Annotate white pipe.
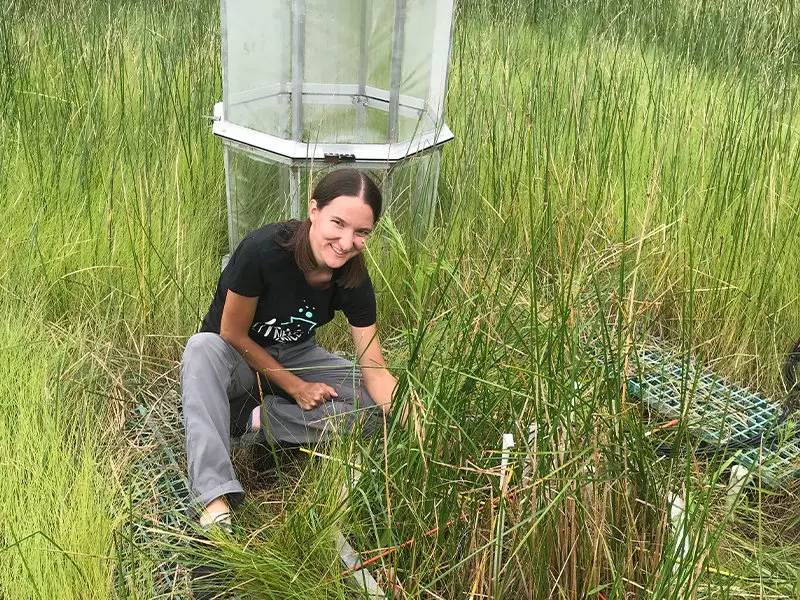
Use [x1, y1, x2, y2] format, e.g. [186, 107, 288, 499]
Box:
[668, 492, 690, 572]
[493, 434, 515, 589]
[499, 433, 515, 497]
[725, 465, 750, 515]
[336, 531, 386, 599]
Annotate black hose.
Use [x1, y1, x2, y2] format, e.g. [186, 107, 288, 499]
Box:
[784, 336, 800, 397]
[653, 337, 800, 458]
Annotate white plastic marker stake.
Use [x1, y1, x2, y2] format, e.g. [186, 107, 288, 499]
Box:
[333, 451, 385, 599]
[725, 465, 750, 515]
[668, 492, 690, 574]
[493, 434, 515, 592]
[500, 433, 515, 497]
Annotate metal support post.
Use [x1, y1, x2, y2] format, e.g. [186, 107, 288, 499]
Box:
[280, 2, 292, 139]
[223, 144, 237, 252]
[290, 0, 305, 221]
[291, 0, 305, 143]
[387, 0, 406, 144]
[382, 170, 394, 217]
[357, 0, 370, 138]
[289, 165, 301, 220]
[413, 150, 441, 237]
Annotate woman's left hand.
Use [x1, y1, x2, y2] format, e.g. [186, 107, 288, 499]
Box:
[364, 370, 398, 414]
[351, 324, 398, 415]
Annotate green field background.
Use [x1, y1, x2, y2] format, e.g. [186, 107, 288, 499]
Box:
[1, 0, 799, 598]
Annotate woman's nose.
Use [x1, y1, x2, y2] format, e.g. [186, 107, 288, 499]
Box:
[339, 230, 354, 251]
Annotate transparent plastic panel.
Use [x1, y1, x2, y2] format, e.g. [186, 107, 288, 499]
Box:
[223, 145, 443, 251]
[366, 0, 395, 91]
[398, 0, 453, 141]
[299, 0, 394, 144]
[222, 0, 291, 136]
[400, 0, 434, 107]
[382, 150, 442, 235]
[220, 0, 453, 150]
[225, 144, 293, 249]
[302, 104, 393, 145]
[427, 0, 455, 124]
[303, 0, 362, 86]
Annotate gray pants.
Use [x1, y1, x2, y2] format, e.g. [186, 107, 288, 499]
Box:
[181, 332, 380, 508]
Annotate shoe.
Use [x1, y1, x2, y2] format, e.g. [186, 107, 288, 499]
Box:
[199, 511, 233, 534]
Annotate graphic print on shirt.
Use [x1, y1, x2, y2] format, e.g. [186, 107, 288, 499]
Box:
[251, 302, 318, 343]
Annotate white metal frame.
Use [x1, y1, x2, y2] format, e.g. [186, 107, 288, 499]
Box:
[387, 0, 406, 144]
[216, 0, 455, 162]
[213, 102, 453, 165]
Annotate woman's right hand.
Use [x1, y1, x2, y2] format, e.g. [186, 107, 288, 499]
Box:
[292, 381, 338, 411]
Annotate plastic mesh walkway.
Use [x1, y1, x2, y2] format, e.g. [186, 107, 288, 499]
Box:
[122, 401, 375, 599]
[123, 402, 194, 598]
[627, 346, 800, 486]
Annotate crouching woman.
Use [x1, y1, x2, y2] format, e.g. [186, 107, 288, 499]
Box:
[180, 170, 398, 528]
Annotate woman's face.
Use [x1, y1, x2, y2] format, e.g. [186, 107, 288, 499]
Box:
[308, 194, 374, 270]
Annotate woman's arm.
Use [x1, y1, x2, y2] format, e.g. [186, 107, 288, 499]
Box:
[220, 290, 337, 410]
[350, 323, 398, 415]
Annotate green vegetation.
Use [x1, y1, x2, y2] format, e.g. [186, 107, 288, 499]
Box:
[1, 0, 798, 598]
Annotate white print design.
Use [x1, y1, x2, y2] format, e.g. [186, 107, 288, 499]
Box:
[252, 318, 279, 339]
[251, 304, 318, 343]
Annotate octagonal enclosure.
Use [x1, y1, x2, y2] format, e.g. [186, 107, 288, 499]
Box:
[217, 0, 455, 160]
[213, 0, 455, 252]
[223, 141, 443, 250]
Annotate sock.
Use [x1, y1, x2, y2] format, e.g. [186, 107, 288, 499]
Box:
[199, 510, 231, 529]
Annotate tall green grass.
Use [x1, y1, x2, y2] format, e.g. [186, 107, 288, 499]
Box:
[1, 1, 224, 596]
[0, 314, 116, 599]
[1, 0, 799, 598]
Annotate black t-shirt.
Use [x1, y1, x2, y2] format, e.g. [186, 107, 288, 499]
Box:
[200, 223, 376, 346]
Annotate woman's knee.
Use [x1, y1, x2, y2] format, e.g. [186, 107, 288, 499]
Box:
[183, 333, 234, 367]
[181, 333, 239, 404]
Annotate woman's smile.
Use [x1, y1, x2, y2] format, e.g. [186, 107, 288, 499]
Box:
[308, 194, 374, 270]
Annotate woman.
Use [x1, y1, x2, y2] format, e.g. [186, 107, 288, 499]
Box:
[181, 170, 398, 529]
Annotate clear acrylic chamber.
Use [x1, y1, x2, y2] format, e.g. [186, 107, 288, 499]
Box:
[213, 0, 455, 250]
[223, 143, 443, 247]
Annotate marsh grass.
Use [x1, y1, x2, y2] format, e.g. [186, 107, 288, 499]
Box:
[1, 0, 799, 598]
[0, 315, 117, 599]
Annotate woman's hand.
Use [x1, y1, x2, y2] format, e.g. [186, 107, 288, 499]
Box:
[350, 324, 398, 416]
[363, 370, 398, 414]
[291, 381, 338, 411]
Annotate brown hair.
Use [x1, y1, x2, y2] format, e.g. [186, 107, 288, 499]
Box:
[276, 170, 382, 289]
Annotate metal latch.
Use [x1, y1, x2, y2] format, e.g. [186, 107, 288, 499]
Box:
[323, 153, 356, 165]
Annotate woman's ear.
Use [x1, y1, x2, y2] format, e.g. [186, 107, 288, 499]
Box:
[308, 198, 318, 222]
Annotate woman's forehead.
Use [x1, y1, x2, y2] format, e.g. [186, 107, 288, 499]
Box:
[322, 195, 374, 226]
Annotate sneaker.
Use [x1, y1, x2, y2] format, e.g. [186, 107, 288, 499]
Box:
[199, 511, 233, 534]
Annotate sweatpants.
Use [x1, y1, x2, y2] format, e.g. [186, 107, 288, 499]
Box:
[180, 332, 381, 508]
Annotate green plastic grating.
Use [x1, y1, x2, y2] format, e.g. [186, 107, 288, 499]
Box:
[123, 402, 376, 599]
[123, 403, 194, 598]
[737, 438, 800, 486]
[627, 346, 800, 486]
